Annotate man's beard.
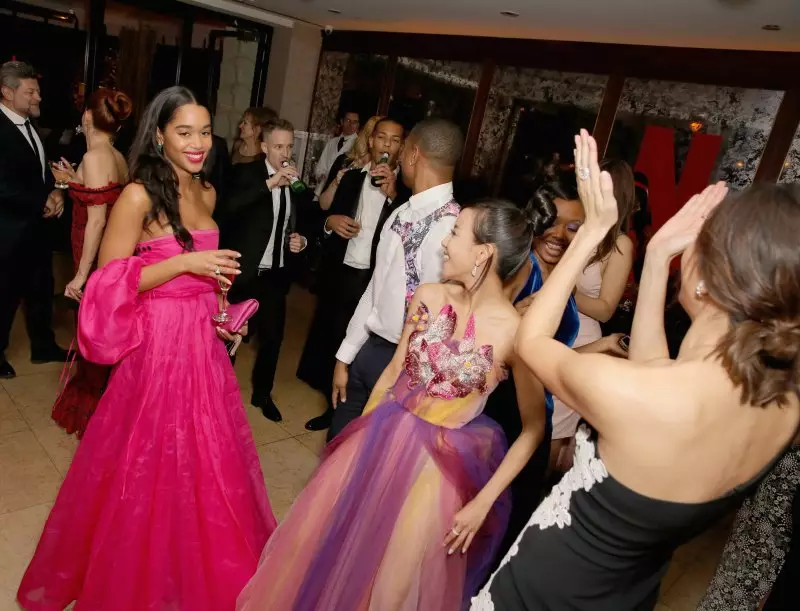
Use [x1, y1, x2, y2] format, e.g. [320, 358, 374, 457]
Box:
[27, 105, 41, 118]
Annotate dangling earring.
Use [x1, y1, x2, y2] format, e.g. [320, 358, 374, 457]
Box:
[471, 261, 479, 277]
[156, 142, 164, 154]
[695, 280, 707, 298]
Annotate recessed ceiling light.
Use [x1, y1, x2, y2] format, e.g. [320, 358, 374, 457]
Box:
[328, 8, 342, 14]
[762, 24, 781, 31]
[500, 11, 520, 18]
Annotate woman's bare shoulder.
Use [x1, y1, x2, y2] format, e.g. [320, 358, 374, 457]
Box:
[114, 183, 151, 217]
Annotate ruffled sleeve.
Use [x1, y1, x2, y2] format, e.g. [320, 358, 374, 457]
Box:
[69, 182, 123, 207]
[78, 257, 143, 364]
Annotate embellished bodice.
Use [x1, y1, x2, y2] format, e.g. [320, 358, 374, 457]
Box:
[381, 302, 505, 429]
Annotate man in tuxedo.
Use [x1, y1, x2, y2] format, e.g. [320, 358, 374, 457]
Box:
[0, 61, 69, 379]
[223, 118, 310, 422]
[313, 109, 360, 196]
[299, 118, 409, 431]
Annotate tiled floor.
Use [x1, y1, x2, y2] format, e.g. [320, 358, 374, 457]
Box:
[0, 259, 730, 610]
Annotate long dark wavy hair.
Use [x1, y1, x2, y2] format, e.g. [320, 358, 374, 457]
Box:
[128, 86, 210, 251]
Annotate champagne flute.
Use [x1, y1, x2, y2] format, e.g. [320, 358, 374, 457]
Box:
[212, 273, 234, 324]
[50, 161, 71, 189]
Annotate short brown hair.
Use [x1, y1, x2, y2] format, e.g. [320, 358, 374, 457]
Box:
[87, 88, 133, 133]
[262, 117, 294, 138]
[696, 183, 800, 407]
[1, 61, 38, 91]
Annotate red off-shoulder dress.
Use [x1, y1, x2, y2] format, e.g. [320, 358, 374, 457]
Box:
[51, 182, 123, 438]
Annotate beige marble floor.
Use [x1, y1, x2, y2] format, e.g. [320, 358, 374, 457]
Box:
[0, 269, 730, 610]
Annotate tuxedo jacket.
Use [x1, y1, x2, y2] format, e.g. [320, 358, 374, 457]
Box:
[0, 110, 55, 257]
[322, 168, 411, 273]
[220, 159, 313, 292]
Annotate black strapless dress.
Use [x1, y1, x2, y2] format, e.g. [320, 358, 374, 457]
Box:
[472, 422, 792, 611]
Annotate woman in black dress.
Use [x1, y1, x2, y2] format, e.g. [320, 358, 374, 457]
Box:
[473, 131, 800, 610]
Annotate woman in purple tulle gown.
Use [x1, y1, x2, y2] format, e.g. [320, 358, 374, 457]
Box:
[18, 87, 276, 611]
[237, 199, 551, 611]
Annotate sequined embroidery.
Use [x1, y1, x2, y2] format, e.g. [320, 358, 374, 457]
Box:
[404, 302, 493, 400]
[391, 199, 460, 311]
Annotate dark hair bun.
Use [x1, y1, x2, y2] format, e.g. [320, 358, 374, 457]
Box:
[526, 190, 557, 236]
[697, 183, 800, 407]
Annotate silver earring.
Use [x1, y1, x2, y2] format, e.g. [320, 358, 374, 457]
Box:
[471, 262, 479, 277]
[695, 281, 706, 298]
[156, 142, 164, 154]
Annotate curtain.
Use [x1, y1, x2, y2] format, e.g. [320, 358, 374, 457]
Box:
[116, 26, 158, 124]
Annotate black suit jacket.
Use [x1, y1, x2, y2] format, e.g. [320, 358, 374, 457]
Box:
[220, 159, 313, 295]
[0, 110, 55, 257]
[322, 168, 411, 273]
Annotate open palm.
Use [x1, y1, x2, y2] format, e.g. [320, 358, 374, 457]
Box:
[648, 182, 728, 259]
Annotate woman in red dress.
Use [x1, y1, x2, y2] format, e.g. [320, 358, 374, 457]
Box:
[51, 88, 132, 437]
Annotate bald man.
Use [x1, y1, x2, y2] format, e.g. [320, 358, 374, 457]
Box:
[326, 118, 464, 441]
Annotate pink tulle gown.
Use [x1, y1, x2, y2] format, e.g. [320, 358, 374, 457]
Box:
[18, 229, 276, 611]
[237, 302, 510, 611]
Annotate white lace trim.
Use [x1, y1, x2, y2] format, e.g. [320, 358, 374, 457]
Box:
[470, 424, 608, 610]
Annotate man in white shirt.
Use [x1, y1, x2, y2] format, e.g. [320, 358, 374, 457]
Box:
[223, 118, 309, 422]
[327, 118, 465, 441]
[298, 118, 411, 431]
[0, 61, 69, 379]
[313, 110, 360, 195]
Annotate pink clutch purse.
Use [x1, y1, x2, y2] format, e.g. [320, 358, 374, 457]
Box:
[221, 299, 259, 334]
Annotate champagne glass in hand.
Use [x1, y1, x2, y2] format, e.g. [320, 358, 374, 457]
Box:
[50, 161, 72, 189]
[212, 273, 235, 324]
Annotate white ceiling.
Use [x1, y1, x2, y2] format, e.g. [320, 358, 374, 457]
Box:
[239, 0, 800, 51]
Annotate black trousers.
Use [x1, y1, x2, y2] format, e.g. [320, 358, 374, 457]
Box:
[0, 225, 56, 356]
[327, 332, 396, 442]
[296, 262, 372, 395]
[250, 267, 290, 399]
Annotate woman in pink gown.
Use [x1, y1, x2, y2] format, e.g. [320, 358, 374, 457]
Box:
[18, 86, 276, 611]
[237, 199, 551, 611]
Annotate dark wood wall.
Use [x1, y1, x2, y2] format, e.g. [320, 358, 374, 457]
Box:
[320, 31, 800, 182]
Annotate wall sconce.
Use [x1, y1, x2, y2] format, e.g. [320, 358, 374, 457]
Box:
[689, 120, 704, 133]
[735, 160, 745, 168]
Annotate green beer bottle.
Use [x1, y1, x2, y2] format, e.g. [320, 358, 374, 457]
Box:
[282, 160, 307, 194]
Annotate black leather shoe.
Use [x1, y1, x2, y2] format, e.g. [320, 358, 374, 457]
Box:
[31, 345, 71, 365]
[0, 359, 16, 379]
[252, 395, 282, 422]
[305, 408, 334, 431]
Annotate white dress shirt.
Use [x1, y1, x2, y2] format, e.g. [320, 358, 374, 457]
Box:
[336, 182, 457, 364]
[1, 103, 46, 180]
[343, 163, 393, 270]
[258, 160, 292, 270]
[314, 132, 356, 184]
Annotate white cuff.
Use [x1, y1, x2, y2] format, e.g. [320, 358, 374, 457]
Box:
[335, 341, 360, 365]
[323, 219, 333, 235]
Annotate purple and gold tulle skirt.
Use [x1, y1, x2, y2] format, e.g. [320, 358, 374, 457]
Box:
[237, 398, 510, 611]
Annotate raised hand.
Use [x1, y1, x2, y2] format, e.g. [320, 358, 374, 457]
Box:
[371, 163, 398, 200]
[574, 129, 618, 234]
[647, 181, 728, 260]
